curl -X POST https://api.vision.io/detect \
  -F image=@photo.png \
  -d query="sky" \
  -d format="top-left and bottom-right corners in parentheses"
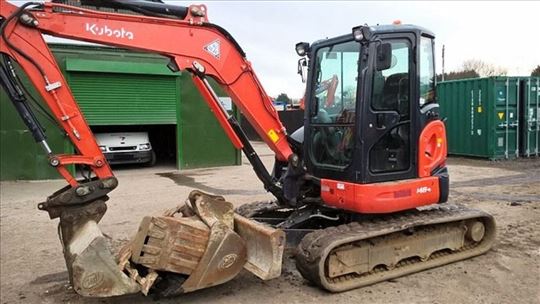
top-left (195, 1), bottom-right (540, 98)
top-left (9, 1), bottom-right (540, 99)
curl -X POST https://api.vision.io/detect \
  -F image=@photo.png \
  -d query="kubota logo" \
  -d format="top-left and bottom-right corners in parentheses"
top-left (85, 23), bottom-right (134, 40)
top-left (218, 253), bottom-right (238, 269)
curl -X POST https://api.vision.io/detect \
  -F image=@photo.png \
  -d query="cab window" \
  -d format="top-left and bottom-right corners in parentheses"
top-left (419, 36), bottom-right (436, 106)
top-left (309, 40), bottom-right (360, 168)
top-left (371, 41), bottom-right (410, 115)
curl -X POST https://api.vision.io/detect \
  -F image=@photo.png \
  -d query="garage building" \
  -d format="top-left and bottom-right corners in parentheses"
top-left (0, 43), bottom-right (241, 180)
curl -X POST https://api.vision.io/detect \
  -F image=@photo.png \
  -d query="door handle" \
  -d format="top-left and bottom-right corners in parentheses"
top-left (376, 113), bottom-right (386, 129)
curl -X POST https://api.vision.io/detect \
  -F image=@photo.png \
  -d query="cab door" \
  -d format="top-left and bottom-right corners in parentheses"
top-left (358, 35), bottom-right (417, 183)
top-left (304, 38), bottom-right (362, 182)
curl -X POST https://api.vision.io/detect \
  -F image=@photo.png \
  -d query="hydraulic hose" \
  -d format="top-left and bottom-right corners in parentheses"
top-left (0, 2), bottom-right (46, 78)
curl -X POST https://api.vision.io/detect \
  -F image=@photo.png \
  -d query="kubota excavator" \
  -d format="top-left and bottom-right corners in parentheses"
top-left (0, 0), bottom-right (496, 299)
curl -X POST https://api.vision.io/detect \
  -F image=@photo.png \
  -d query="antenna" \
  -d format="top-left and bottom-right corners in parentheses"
top-left (442, 44), bottom-right (446, 81)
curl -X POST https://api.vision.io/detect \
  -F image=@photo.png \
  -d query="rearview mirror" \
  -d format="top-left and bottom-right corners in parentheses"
top-left (376, 43), bottom-right (392, 71)
top-left (297, 58), bottom-right (308, 83)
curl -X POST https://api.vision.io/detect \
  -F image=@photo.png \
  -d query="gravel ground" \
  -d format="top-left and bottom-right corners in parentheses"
top-left (1, 143), bottom-right (539, 304)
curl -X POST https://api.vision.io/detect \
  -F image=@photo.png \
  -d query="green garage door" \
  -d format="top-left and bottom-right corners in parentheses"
top-left (66, 58), bottom-right (179, 125)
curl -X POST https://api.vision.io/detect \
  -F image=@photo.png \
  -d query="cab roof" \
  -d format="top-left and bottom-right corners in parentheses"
top-left (370, 24), bottom-right (434, 37)
top-left (311, 24), bottom-right (434, 48)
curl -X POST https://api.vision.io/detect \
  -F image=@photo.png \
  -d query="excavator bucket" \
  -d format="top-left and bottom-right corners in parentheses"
top-left (60, 213), bottom-right (141, 297)
top-left (187, 191), bottom-right (285, 281)
top-left (129, 190), bottom-right (285, 294)
top-left (38, 180), bottom-right (142, 297)
top-left (234, 213), bottom-right (285, 280)
top-left (188, 191), bottom-right (285, 281)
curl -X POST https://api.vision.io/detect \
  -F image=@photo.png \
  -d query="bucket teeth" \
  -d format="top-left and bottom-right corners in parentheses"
top-left (130, 215), bottom-right (211, 275)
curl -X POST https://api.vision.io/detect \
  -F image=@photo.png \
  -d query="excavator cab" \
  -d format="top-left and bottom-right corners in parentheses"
top-left (295, 25), bottom-right (448, 213)
top-left (304, 25), bottom-right (436, 181)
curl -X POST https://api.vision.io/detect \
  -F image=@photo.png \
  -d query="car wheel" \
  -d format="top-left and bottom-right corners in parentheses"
top-left (145, 151), bottom-right (157, 167)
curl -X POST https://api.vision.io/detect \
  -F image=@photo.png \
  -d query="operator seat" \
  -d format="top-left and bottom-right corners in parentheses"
top-left (381, 73), bottom-right (409, 113)
top-left (312, 109), bottom-right (341, 165)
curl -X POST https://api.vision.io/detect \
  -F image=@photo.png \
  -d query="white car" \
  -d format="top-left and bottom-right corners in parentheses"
top-left (95, 132), bottom-right (156, 166)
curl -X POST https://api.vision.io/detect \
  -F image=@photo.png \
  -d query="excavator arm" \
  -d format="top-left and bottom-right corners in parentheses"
top-left (0, 0), bottom-right (290, 297)
top-left (0, 0), bottom-right (293, 190)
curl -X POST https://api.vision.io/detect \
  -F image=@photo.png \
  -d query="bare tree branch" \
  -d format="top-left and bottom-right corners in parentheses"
top-left (531, 65), bottom-right (540, 76)
top-left (461, 59), bottom-right (507, 77)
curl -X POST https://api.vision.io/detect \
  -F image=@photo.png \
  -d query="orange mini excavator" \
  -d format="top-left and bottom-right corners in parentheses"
top-left (0, 0), bottom-right (495, 299)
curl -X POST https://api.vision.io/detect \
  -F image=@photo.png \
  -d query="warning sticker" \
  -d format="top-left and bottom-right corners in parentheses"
top-left (204, 39), bottom-right (221, 59)
top-left (498, 112), bottom-right (504, 120)
top-left (267, 129), bottom-right (279, 143)
top-left (477, 106), bottom-right (483, 113)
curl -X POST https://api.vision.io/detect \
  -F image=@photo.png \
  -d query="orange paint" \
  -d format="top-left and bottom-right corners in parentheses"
top-left (321, 177), bottom-right (440, 214)
top-left (418, 120), bottom-right (447, 177)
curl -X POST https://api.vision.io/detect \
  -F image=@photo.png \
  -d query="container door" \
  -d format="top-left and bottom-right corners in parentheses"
top-left (438, 79), bottom-right (489, 158)
top-left (520, 78), bottom-right (536, 157)
top-left (494, 78), bottom-right (520, 159)
top-left (523, 77), bottom-right (540, 157)
top-left (472, 80), bottom-right (488, 157)
top-left (536, 78), bottom-right (540, 156)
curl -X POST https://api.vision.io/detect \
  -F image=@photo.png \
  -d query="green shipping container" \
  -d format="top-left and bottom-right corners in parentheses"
top-left (437, 77), bottom-right (537, 159)
top-left (520, 77), bottom-right (540, 157)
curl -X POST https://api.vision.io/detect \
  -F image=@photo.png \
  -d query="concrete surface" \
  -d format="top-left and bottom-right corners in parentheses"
top-left (1, 142), bottom-right (539, 304)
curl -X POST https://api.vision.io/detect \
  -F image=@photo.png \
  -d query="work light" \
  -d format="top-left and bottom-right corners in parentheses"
top-left (352, 25), bottom-right (372, 43)
top-left (295, 42), bottom-right (310, 57)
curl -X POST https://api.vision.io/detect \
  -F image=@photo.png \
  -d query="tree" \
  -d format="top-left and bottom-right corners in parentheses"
top-left (275, 93), bottom-right (292, 104)
top-left (531, 65), bottom-right (540, 76)
top-left (437, 59), bottom-right (507, 82)
top-left (437, 69), bottom-right (479, 82)
top-left (461, 59), bottom-right (507, 77)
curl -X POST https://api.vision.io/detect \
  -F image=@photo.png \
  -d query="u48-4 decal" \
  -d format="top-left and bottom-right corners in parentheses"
top-left (416, 186), bottom-right (432, 194)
